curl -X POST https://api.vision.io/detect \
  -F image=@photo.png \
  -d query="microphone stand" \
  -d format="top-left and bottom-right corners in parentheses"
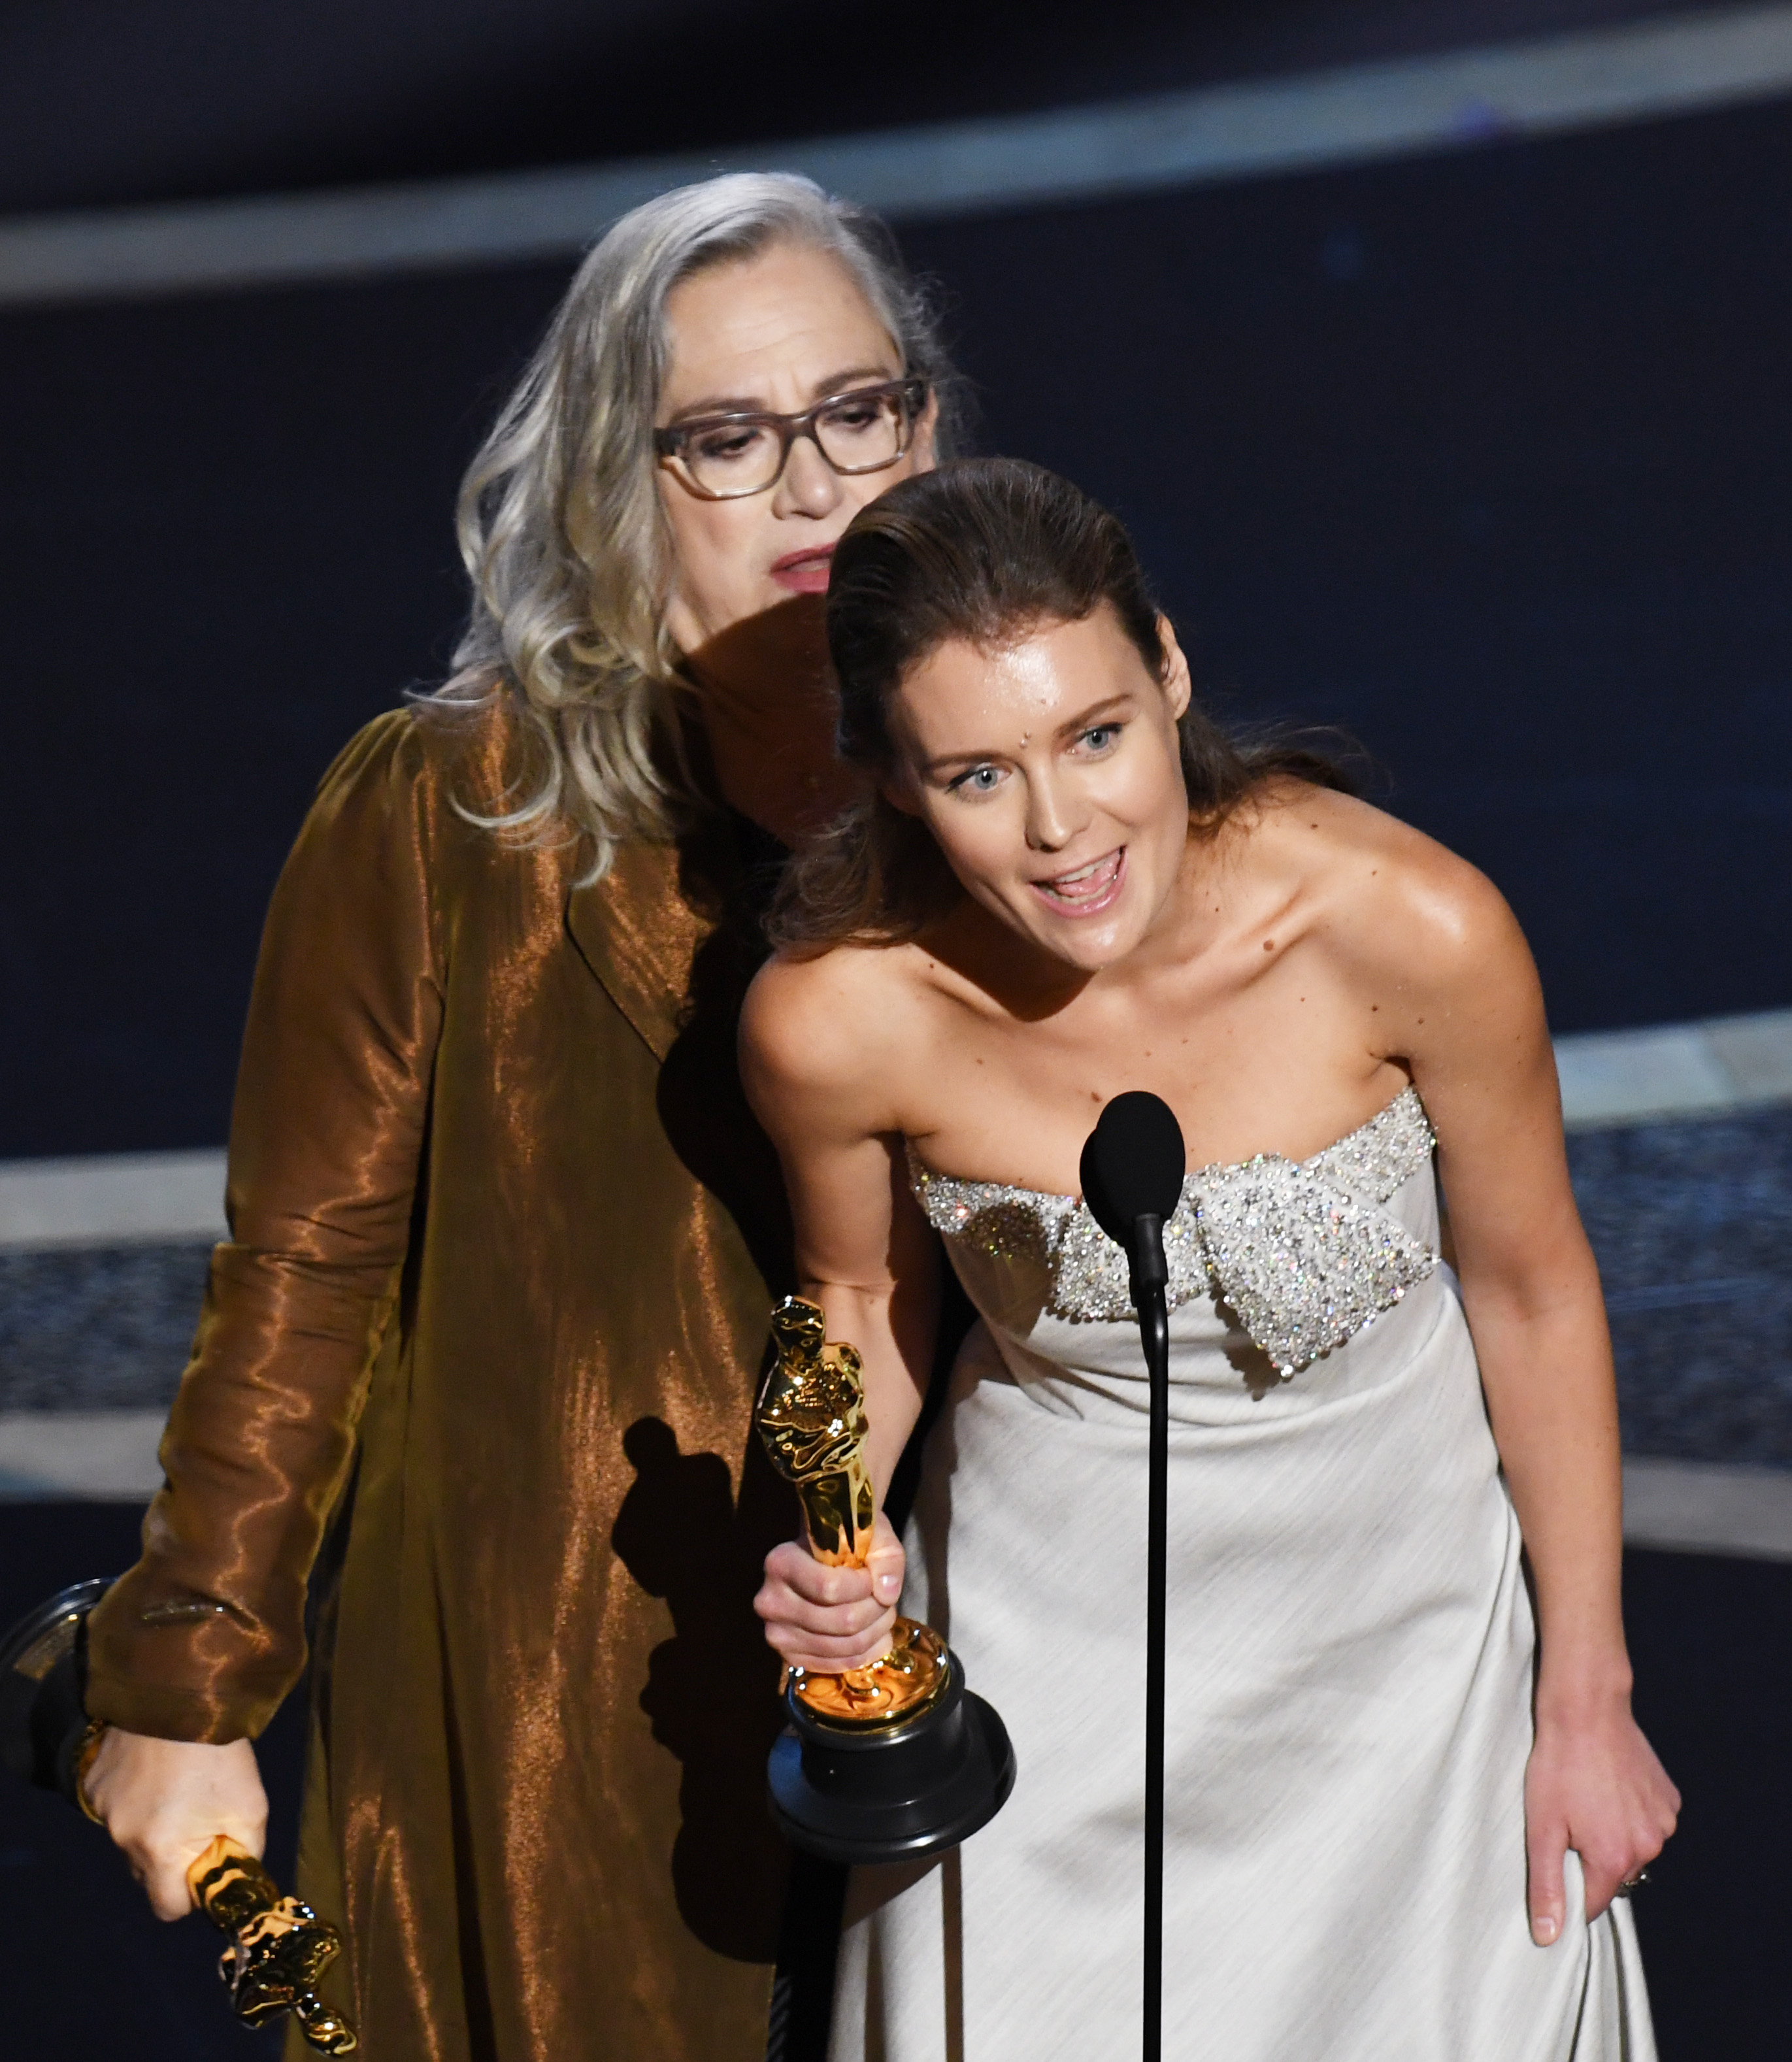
top-left (1128, 1213), bottom-right (1170, 2062)
top-left (1080, 1088), bottom-right (1183, 2062)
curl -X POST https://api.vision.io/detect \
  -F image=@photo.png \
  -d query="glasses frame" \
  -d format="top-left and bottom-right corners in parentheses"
top-left (652, 376), bottom-right (931, 501)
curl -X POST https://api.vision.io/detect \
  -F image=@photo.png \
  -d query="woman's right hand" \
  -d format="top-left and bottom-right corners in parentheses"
top-left (755, 1513), bottom-right (906, 1674)
top-left (82, 1727), bottom-right (269, 1921)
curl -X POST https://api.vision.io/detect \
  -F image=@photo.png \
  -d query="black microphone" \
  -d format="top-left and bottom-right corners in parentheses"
top-left (1080, 1090), bottom-right (1186, 1328)
top-left (1080, 1089), bottom-right (1185, 2062)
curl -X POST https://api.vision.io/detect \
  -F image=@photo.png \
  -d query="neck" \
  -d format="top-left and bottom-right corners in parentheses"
top-left (682, 595), bottom-right (862, 844)
top-left (928, 897), bottom-right (1097, 1020)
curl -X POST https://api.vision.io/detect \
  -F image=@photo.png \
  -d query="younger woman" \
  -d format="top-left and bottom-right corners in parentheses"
top-left (744, 459), bottom-right (1675, 2059)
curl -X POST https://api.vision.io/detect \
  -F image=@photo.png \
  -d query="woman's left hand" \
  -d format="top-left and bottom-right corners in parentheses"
top-left (1523, 1690), bottom-right (1679, 1944)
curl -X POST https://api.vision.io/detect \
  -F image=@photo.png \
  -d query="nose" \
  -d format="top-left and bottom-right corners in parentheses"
top-left (772, 429), bottom-right (846, 521)
top-left (1023, 767), bottom-right (1081, 853)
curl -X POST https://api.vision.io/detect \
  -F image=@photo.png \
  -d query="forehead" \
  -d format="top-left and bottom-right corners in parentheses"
top-left (893, 608), bottom-right (1149, 748)
top-left (658, 241), bottom-right (899, 411)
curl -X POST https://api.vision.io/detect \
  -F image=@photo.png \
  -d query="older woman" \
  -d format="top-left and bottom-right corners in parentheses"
top-left (745, 461), bottom-right (1677, 2060)
top-left (78, 173), bottom-right (952, 2061)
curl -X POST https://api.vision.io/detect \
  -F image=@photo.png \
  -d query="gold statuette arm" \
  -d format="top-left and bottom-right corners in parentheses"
top-left (757, 1296), bottom-right (876, 1568)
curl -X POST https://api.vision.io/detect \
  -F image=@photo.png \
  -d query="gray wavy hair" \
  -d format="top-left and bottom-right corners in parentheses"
top-left (429, 171), bottom-right (961, 876)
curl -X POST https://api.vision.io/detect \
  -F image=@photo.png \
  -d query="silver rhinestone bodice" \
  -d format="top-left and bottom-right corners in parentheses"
top-left (908, 1086), bottom-right (1438, 1376)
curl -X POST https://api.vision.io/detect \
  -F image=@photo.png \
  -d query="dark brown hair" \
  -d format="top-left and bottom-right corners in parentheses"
top-left (769, 457), bottom-right (1351, 952)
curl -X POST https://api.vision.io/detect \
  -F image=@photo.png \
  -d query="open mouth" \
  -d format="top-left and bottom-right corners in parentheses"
top-left (769, 544), bottom-right (836, 594)
top-left (1029, 848), bottom-right (1126, 916)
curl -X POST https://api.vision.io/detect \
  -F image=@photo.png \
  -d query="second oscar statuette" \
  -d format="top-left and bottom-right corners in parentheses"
top-left (755, 1296), bottom-right (1014, 1863)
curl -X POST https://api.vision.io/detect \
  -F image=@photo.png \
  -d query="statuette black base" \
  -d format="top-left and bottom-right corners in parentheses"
top-left (0, 1578), bottom-right (112, 1802)
top-left (768, 1654), bottom-right (1016, 1865)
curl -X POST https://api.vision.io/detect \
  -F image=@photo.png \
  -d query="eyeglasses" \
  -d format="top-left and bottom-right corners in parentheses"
top-left (653, 376), bottom-right (930, 501)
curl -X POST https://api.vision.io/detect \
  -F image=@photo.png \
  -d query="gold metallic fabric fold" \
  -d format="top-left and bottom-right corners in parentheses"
top-left (88, 701), bottom-right (799, 2062)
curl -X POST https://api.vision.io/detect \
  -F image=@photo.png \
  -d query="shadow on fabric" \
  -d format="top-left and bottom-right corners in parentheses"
top-left (612, 1414), bottom-right (795, 1963)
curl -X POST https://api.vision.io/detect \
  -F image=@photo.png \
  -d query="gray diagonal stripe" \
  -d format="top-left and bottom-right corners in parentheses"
top-left (4, 5), bottom-right (1792, 307)
top-left (1, 1008), bottom-right (1787, 1248)
top-left (7, 1414), bottom-right (1786, 1558)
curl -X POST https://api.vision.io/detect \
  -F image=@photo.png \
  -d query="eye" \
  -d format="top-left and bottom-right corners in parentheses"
top-left (688, 422), bottom-right (771, 465)
top-left (818, 391), bottom-right (895, 437)
top-left (1078, 723), bottom-right (1123, 754)
top-left (946, 763), bottom-right (1006, 797)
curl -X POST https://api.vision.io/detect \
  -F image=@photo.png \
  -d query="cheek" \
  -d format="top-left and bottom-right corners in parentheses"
top-left (919, 797), bottom-right (1023, 886)
top-left (663, 496), bottom-right (755, 607)
top-left (846, 446), bottom-right (926, 517)
top-left (1104, 736), bottom-right (1184, 825)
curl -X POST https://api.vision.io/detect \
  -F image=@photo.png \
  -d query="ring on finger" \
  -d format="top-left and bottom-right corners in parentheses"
top-left (1614, 1869), bottom-right (1651, 1896)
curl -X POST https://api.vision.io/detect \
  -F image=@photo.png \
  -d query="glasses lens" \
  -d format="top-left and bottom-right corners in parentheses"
top-left (682, 419), bottom-right (784, 497)
top-left (814, 388), bottom-right (908, 474)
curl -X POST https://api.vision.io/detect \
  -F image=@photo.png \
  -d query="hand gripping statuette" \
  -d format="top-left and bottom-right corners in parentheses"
top-left (755, 1296), bottom-right (1014, 1863)
top-left (0, 1580), bottom-right (358, 2054)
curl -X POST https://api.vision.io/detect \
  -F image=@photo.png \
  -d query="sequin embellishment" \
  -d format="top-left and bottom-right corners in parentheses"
top-left (908, 1087), bottom-right (1438, 1374)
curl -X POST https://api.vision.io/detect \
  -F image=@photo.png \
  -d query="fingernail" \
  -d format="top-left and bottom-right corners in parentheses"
top-left (1533, 1916), bottom-right (1559, 1944)
top-left (875, 1574), bottom-right (899, 1599)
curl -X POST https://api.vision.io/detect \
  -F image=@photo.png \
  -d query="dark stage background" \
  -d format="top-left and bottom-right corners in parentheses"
top-left (2, 7), bottom-right (1790, 2059)
top-left (0, 0), bottom-right (1752, 216)
top-left (1, 90), bottom-right (1789, 1154)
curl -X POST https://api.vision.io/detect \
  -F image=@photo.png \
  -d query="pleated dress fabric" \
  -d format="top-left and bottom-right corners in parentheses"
top-left (85, 703), bottom-right (802, 2062)
top-left (830, 1095), bottom-right (1655, 2062)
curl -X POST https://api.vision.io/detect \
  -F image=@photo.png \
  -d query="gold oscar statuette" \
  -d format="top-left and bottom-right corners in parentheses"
top-left (753, 1296), bottom-right (1014, 1864)
top-left (756, 1295), bottom-right (948, 1727)
top-left (184, 1835), bottom-right (359, 2054)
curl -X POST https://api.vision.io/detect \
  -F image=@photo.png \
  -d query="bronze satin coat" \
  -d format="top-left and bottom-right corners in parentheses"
top-left (85, 703), bottom-right (801, 2059)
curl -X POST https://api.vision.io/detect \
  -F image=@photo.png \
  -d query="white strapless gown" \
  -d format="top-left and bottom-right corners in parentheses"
top-left (829, 1089), bottom-right (1653, 2062)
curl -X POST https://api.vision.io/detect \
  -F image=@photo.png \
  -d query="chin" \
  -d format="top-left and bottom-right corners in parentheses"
top-left (1063, 933), bottom-right (1137, 971)
top-left (1022, 912), bottom-right (1140, 971)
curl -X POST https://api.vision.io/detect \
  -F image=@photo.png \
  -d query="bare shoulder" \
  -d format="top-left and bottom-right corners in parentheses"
top-left (740, 941), bottom-right (929, 1129)
top-left (1250, 780), bottom-right (1527, 993)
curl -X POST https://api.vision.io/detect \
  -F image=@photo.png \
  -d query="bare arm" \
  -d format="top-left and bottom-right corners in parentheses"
top-left (739, 952), bottom-right (942, 1671)
top-left (1359, 850), bottom-right (1678, 1940)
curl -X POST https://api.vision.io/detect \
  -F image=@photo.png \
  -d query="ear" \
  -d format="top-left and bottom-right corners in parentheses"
top-left (1156, 614), bottom-right (1193, 720)
top-left (910, 390), bottom-right (941, 476)
top-left (880, 770), bottom-right (924, 818)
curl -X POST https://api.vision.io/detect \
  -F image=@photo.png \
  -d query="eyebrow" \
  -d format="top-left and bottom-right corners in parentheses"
top-left (920, 692), bottom-right (1139, 776)
top-left (663, 362), bottom-right (903, 425)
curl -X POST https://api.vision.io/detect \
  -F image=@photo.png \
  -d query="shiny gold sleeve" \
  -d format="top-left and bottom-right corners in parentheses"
top-left (86, 709), bottom-right (447, 1744)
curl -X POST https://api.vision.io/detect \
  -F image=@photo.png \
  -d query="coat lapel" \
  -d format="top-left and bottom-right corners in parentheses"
top-left (564, 840), bottom-right (712, 1065)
